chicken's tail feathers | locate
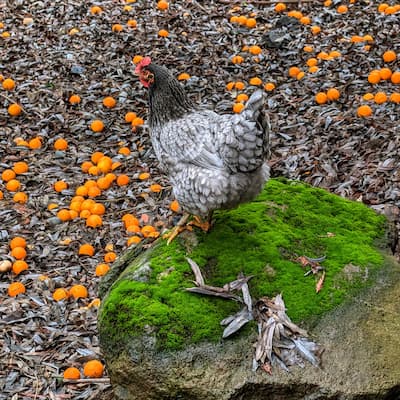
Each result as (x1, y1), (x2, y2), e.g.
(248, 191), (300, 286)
(243, 90), (271, 159)
(242, 90), (265, 119)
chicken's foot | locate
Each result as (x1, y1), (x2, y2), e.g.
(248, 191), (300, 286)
(164, 213), (191, 245)
(190, 215), (212, 232)
(164, 213), (212, 245)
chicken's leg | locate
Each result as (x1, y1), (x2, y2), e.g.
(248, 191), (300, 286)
(164, 213), (213, 245)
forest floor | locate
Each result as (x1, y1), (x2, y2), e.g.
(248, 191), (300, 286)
(0, 0), (399, 399)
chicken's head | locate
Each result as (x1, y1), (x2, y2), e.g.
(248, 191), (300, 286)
(135, 57), (154, 88)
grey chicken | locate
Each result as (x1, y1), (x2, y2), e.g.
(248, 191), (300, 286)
(135, 57), (270, 235)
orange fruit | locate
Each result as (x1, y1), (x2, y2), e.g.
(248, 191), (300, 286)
(69, 201), (82, 213)
(54, 138), (68, 150)
(233, 103), (244, 113)
(170, 200), (180, 212)
(69, 284), (88, 299)
(315, 92), (328, 104)
(10, 236), (26, 249)
(118, 147), (131, 156)
(78, 243), (95, 256)
(158, 29), (169, 37)
(81, 161), (94, 172)
(54, 181), (68, 192)
(374, 92), (387, 104)
(127, 236), (141, 246)
(326, 88), (340, 101)
(87, 186), (101, 198)
(103, 96), (117, 108)
(246, 18), (257, 28)
(231, 55), (244, 64)
(81, 199), (95, 210)
(95, 263), (110, 276)
(300, 16), (311, 25)
(132, 55), (143, 64)
(127, 224), (141, 234)
(378, 3), (389, 12)
(275, 3), (287, 12)
(306, 58), (318, 67)
(157, 0), (169, 10)
(12, 260), (28, 275)
(13, 161), (29, 174)
(288, 66), (301, 78)
(226, 82), (235, 91)
(131, 117), (144, 127)
(177, 72), (190, 81)
(337, 5), (348, 13)
(264, 82), (276, 91)
(83, 360), (104, 378)
(69, 94), (81, 105)
(357, 105), (372, 117)
(383, 50), (397, 63)
(368, 71), (381, 84)
(13, 191), (28, 203)
(141, 225), (156, 238)
(8, 282), (26, 297)
(122, 214), (140, 228)
(0, 190), (3, 199)
(79, 209), (91, 219)
(97, 156), (113, 173)
(90, 5), (102, 14)
(390, 92), (400, 103)
(96, 177), (111, 190)
(75, 186), (88, 196)
(2, 78), (15, 90)
(90, 120), (104, 132)
(28, 137), (42, 149)
(150, 184), (162, 193)
(112, 24), (123, 32)
(237, 15), (247, 25)
(127, 19), (137, 28)
(86, 214), (103, 228)
(1, 169), (16, 182)
(63, 367), (81, 380)
(236, 94), (249, 103)
(249, 77), (262, 86)
(91, 152), (104, 164)
(90, 202), (106, 215)
(104, 252), (117, 263)
(57, 209), (72, 222)
(363, 93), (374, 101)
(8, 103), (22, 116)
(310, 25), (321, 34)
(117, 174), (130, 186)
(391, 71), (400, 84)
(53, 288), (69, 301)
(6, 179), (21, 192)
(379, 68), (392, 80)
(235, 81), (245, 90)
(303, 45), (313, 52)
(124, 112), (137, 123)
(11, 246), (27, 260)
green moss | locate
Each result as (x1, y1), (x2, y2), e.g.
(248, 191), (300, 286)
(99, 179), (386, 352)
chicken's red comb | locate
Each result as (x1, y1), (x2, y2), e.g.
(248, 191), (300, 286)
(135, 56), (152, 74)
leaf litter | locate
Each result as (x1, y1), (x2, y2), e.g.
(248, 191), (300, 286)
(0, 1), (399, 399)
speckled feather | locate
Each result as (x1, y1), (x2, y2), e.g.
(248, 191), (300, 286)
(140, 63), (270, 216)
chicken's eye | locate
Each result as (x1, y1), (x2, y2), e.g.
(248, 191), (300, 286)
(147, 72), (154, 84)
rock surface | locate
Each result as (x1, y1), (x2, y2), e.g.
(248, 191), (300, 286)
(98, 180), (400, 400)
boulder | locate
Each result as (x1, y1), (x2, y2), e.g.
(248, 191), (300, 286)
(98, 179), (400, 400)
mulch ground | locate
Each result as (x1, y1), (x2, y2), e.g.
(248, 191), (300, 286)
(0, 1), (399, 399)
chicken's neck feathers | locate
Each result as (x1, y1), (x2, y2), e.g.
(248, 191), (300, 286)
(148, 69), (196, 127)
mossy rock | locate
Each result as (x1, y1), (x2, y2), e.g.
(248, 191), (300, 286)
(98, 179), (399, 400)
